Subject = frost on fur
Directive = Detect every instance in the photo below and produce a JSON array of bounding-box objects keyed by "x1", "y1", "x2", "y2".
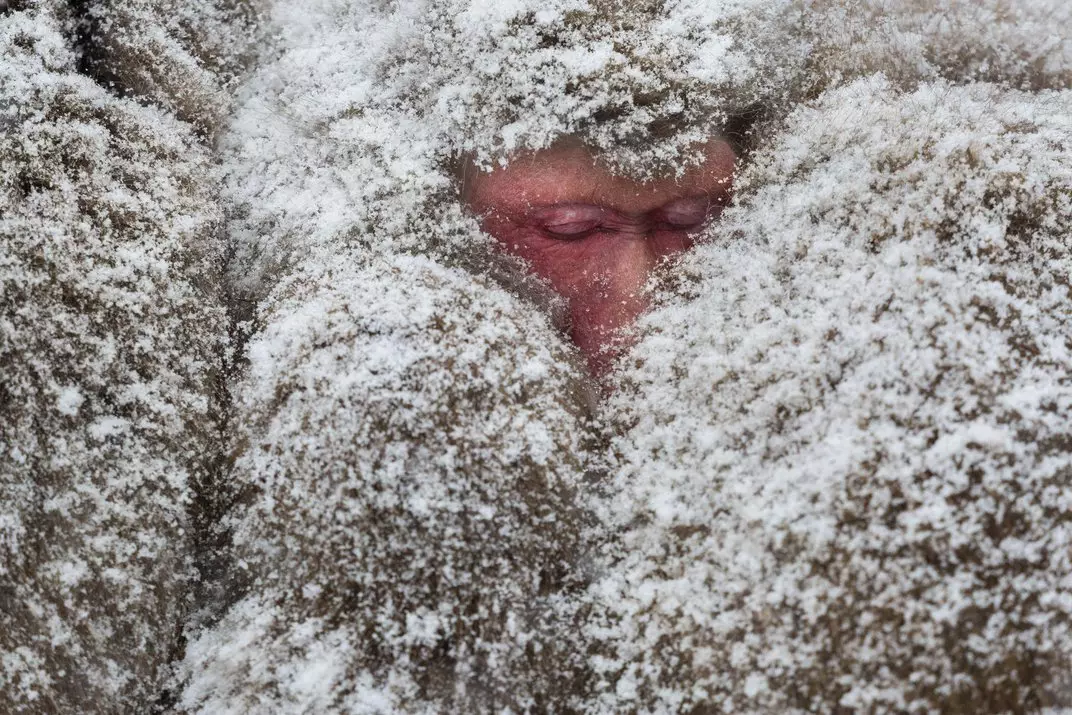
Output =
[
  {"x1": 0, "y1": 4, "x2": 225, "y2": 712},
  {"x1": 590, "y1": 77, "x2": 1072, "y2": 713},
  {"x1": 364, "y1": 0, "x2": 806, "y2": 171},
  {"x1": 184, "y1": 1, "x2": 1072, "y2": 712},
  {"x1": 75, "y1": 0, "x2": 261, "y2": 135},
  {"x1": 175, "y1": 255, "x2": 594, "y2": 713},
  {"x1": 0, "y1": 0, "x2": 1059, "y2": 711},
  {"x1": 216, "y1": 0, "x2": 807, "y2": 303},
  {"x1": 807, "y1": 0, "x2": 1072, "y2": 93}
]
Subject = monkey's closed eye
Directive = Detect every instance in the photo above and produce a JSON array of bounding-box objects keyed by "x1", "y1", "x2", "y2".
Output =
[
  {"x1": 531, "y1": 204, "x2": 605, "y2": 240},
  {"x1": 656, "y1": 196, "x2": 715, "y2": 229}
]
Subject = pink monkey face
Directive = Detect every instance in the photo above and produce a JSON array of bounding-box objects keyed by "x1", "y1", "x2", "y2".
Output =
[{"x1": 462, "y1": 139, "x2": 737, "y2": 377}]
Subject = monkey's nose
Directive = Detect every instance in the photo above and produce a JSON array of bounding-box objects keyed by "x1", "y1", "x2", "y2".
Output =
[{"x1": 565, "y1": 238, "x2": 659, "y2": 373}]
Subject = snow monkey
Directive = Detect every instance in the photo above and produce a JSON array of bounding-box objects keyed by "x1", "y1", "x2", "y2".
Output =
[{"x1": 462, "y1": 136, "x2": 738, "y2": 377}]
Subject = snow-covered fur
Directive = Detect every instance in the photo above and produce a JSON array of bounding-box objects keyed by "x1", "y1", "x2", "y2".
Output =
[
  {"x1": 5, "y1": 0, "x2": 1072, "y2": 713},
  {"x1": 215, "y1": 0, "x2": 811, "y2": 312},
  {"x1": 175, "y1": 255, "x2": 595, "y2": 713},
  {"x1": 806, "y1": 0, "x2": 1072, "y2": 93},
  {"x1": 173, "y1": 3, "x2": 610, "y2": 707},
  {"x1": 177, "y1": 0, "x2": 1072, "y2": 712},
  {"x1": 592, "y1": 77, "x2": 1072, "y2": 713},
  {"x1": 0, "y1": 1, "x2": 231, "y2": 711},
  {"x1": 76, "y1": 0, "x2": 260, "y2": 135}
]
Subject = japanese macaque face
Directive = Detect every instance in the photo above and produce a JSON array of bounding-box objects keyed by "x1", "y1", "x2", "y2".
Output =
[{"x1": 462, "y1": 138, "x2": 737, "y2": 377}]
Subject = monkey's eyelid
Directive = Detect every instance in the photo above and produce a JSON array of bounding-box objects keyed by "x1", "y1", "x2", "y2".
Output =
[
  {"x1": 529, "y1": 204, "x2": 605, "y2": 224},
  {"x1": 542, "y1": 220, "x2": 602, "y2": 237},
  {"x1": 658, "y1": 196, "x2": 712, "y2": 225}
]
